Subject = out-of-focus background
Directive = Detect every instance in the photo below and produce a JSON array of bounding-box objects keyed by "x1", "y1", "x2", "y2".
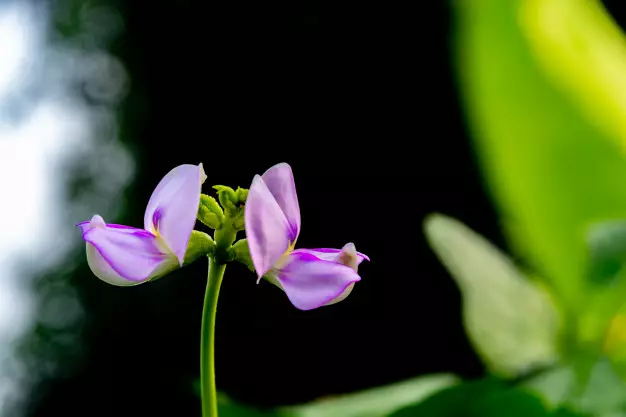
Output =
[
  {"x1": 2, "y1": 0, "x2": 626, "y2": 416},
  {"x1": 0, "y1": 1, "x2": 484, "y2": 415}
]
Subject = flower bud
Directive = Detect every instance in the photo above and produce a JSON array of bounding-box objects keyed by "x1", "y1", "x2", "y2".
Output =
[
  {"x1": 184, "y1": 230, "x2": 216, "y2": 265},
  {"x1": 231, "y1": 238, "x2": 255, "y2": 272},
  {"x1": 198, "y1": 194, "x2": 224, "y2": 229}
]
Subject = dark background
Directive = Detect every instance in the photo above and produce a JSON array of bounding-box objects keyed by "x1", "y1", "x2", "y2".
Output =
[{"x1": 23, "y1": 0, "x2": 625, "y2": 416}]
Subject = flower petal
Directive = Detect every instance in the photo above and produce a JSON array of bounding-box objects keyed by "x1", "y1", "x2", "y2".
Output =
[
  {"x1": 294, "y1": 245, "x2": 369, "y2": 267},
  {"x1": 261, "y1": 163, "x2": 300, "y2": 242},
  {"x1": 274, "y1": 251, "x2": 361, "y2": 310},
  {"x1": 245, "y1": 174, "x2": 292, "y2": 278},
  {"x1": 81, "y1": 219, "x2": 177, "y2": 285},
  {"x1": 324, "y1": 283, "x2": 355, "y2": 306},
  {"x1": 85, "y1": 243, "x2": 143, "y2": 286},
  {"x1": 144, "y1": 163, "x2": 205, "y2": 265}
]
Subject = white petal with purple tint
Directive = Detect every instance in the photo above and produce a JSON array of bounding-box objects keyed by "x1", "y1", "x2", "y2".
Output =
[
  {"x1": 144, "y1": 163, "x2": 205, "y2": 265},
  {"x1": 81, "y1": 215, "x2": 178, "y2": 285},
  {"x1": 85, "y1": 243, "x2": 142, "y2": 286},
  {"x1": 245, "y1": 174, "x2": 292, "y2": 278}
]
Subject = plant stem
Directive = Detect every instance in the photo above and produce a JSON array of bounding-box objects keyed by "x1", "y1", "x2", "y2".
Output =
[{"x1": 201, "y1": 256, "x2": 227, "y2": 417}]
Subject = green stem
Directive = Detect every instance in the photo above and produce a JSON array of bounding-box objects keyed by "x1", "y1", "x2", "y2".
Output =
[{"x1": 201, "y1": 256, "x2": 226, "y2": 417}]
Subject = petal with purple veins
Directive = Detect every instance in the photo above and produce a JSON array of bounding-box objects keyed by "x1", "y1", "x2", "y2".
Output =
[
  {"x1": 261, "y1": 163, "x2": 301, "y2": 242},
  {"x1": 273, "y1": 251, "x2": 361, "y2": 310},
  {"x1": 245, "y1": 174, "x2": 292, "y2": 278},
  {"x1": 86, "y1": 243, "x2": 143, "y2": 286},
  {"x1": 143, "y1": 164, "x2": 205, "y2": 265},
  {"x1": 82, "y1": 222, "x2": 178, "y2": 284}
]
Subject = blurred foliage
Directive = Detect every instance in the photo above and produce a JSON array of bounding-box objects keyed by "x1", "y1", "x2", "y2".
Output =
[
  {"x1": 438, "y1": 0, "x2": 626, "y2": 414},
  {"x1": 423, "y1": 213, "x2": 560, "y2": 378},
  {"x1": 388, "y1": 378, "x2": 582, "y2": 417},
  {"x1": 454, "y1": 0, "x2": 626, "y2": 360},
  {"x1": 279, "y1": 373, "x2": 459, "y2": 417},
  {"x1": 27, "y1": 0, "x2": 626, "y2": 414}
]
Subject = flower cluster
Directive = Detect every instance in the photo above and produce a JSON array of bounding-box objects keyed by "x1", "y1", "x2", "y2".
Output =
[{"x1": 77, "y1": 162, "x2": 368, "y2": 309}]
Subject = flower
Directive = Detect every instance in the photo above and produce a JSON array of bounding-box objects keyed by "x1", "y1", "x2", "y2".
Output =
[
  {"x1": 77, "y1": 163, "x2": 206, "y2": 286},
  {"x1": 245, "y1": 163, "x2": 369, "y2": 310}
]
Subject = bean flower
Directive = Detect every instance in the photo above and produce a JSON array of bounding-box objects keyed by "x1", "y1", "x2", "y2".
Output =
[
  {"x1": 77, "y1": 163, "x2": 206, "y2": 286},
  {"x1": 245, "y1": 163, "x2": 369, "y2": 310}
]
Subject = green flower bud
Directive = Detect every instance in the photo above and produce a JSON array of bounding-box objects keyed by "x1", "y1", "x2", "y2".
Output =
[
  {"x1": 184, "y1": 230, "x2": 216, "y2": 265},
  {"x1": 235, "y1": 187, "x2": 248, "y2": 204},
  {"x1": 230, "y1": 239, "x2": 255, "y2": 272},
  {"x1": 198, "y1": 194, "x2": 224, "y2": 229},
  {"x1": 233, "y1": 211, "x2": 245, "y2": 231}
]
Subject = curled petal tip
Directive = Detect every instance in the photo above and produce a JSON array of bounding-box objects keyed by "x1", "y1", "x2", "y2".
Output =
[
  {"x1": 198, "y1": 163, "x2": 207, "y2": 184},
  {"x1": 90, "y1": 214, "x2": 106, "y2": 228},
  {"x1": 77, "y1": 214, "x2": 107, "y2": 236},
  {"x1": 341, "y1": 242, "x2": 356, "y2": 254}
]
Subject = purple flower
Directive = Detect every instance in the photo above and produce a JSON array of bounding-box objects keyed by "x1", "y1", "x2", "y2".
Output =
[
  {"x1": 77, "y1": 164, "x2": 206, "y2": 286},
  {"x1": 245, "y1": 163, "x2": 369, "y2": 310}
]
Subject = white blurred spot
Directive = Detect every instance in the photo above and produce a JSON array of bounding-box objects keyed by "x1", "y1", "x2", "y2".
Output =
[
  {"x1": 0, "y1": 5, "x2": 32, "y2": 99},
  {"x1": 0, "y1": 1, "x2": 133, "y2": 415}
]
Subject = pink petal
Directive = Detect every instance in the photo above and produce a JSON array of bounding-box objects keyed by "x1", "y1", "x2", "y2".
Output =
[
  {"x1": 274, "y1": 251, "x2": 361, "y2": 310},
  {"x1": 81, "y1": 216, "x2": 178, "y2": 285},
  {"x1": 261, "y1": 163, "x2": 300, "y2": 242},
  {"x1": 245, "y1": 175, "x2": 292, "y2": 278},
  {"x1": 144, "y1": 164, "x2": 205, "y2": 265}
]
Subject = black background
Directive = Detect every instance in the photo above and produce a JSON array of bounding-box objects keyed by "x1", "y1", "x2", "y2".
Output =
[{"x1": 26, "y1": 0, "x2": 626, "y2": 416}]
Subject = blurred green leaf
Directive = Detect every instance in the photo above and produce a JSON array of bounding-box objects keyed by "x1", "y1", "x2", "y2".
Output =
[
  {"x1": 521, "y1": 0, "x2": 626, "y2": 153},
  {"x1": 606, "y1": 310, "x2": 626, "y2": 376},
  {"x1": 523, "y1": 359, "x2": 626, "y2": 415},
  {"x1": 388, "y1": 378, "x2": 582, "y2": 417},
  {"x1": 581, "y1": 222, "x2": 626, "y2": 346},
  {"x1": 453, "y1": 0, "x2": 626, "y2": 345},
  {"x1": 218, "y1": 401, "x2": 284, "y2": 417},
  {"x1": 586, "y1": 221, "x2": 626, "y2": 286},
  {"x1": 216, "y1": 393, "x2": 287, "y2": 417},
  {"x1": 423, "y1": 213, "x2": 560, "y2": 378},
  {"x1": 523, "y1": 366, "x2": 575, "y2": 408},
  {"x1": 280, "y1": 373, "x2": 459, "y2": 417},
  {"x1": 576, "y1": 358, "x2": 626, "y2": 415}
]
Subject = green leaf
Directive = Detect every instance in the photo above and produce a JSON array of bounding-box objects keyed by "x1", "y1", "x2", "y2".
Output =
[
  {"x1": 579, "y1": 222, "x2": 626, "y2": 345},
  {"x1": 424, "y1": 213, "x2": 560, "y2": 378},
  {"x1": 586, "y1": 221, "x2": 626, "y2": 286},
  {"x1": 388, "y1": 378, "x2": 579, "y2": 417},
  {"x1": 453, "y1": 0, "x2": 626, "y2": 324},
  {"x1": 522, "y1": 365, "x2": 575, "y2": 408},
  {"x1": 280, "y1": 373, "x2": 459, "y2": 417},
  {"x1": 218, "y1": 397, "x2": 284, "y2": 417},
  {"x1": 523, "y1": 359, "x2": 626, "y2": 414},
  {"x1": 191, "y1": 384, "x2": 286, "y2": 417},
  {"x1": 576, "y1": 359, "x2": 626, "y2": 415}
]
